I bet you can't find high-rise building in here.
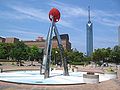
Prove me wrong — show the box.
[118,26,120,46]
[86,6,93,57]
[52,34,71,50]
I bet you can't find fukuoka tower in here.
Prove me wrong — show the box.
[86,6,93,57]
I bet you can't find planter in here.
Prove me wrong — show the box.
[83,74,99,84]
[104,72,117,79]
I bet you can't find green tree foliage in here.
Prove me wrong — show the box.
[83,56,91,65]
[51,48,60,65]
[92,48,111,63]
[0,43,7,59]
[28,46,42,65]
[51,48,85,65]
[9,41,29,66]
[30,46,40,60]
[0,43,14,59]
[0,41,120,65]
[0,42,43,66]
[92,46,120,64]
[109,46,120,64]
[67,50,84,65]
[11,42,28,60]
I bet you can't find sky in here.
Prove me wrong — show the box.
[0,0,120,53]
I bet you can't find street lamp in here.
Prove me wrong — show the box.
[55,51,58,66]
[113,55,117,64]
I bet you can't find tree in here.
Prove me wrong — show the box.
[83,56,91,65]
[92,48,112,66]
[28,46,41,66]
[110,46,120,64]
[0,43,7,59]
[51,48,60,65]
[5,43,14,60]
[0,43,14,59]
[9,41,28,66]
[65,49,84,65]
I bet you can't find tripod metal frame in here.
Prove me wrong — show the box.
[42,19,69,79]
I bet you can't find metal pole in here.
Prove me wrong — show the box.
[53,23,69,76]
[41,16,69,78]
[42,19,54,78]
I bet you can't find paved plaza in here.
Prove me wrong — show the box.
[0,65,120,90]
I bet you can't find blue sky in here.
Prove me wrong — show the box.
[0,0,120,53]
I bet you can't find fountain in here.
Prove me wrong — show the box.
[0,8,115,85]
[41,8,69,78]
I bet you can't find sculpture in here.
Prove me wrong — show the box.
[41,8,69,78]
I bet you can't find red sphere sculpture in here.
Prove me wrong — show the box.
[49,8,60,22]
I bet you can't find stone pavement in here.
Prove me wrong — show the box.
[0,65,120,90]
[0,79,120,90]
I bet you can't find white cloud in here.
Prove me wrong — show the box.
[94,17,120,27]
[49,1,120,27]
[48,1,88,18]
[0,11,33,20]
[7,5,49,22]
[8,28,45,37]
[94,40,117,49]
[48,1,87,31]
[4,4,79,31]
[93,9,120,17]
[1,1,120,33]
[93,10,120,27]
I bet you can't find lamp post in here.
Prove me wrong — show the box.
[113,55,117,64]
[54,51,58,66]
[55,51,58,66]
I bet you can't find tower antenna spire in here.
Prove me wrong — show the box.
[88,6,90,22]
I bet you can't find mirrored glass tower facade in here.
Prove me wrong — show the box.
[86,6,93,57]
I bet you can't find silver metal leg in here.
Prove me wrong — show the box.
[54,24,69,76]
[42,23,54,78]
[41,19,69,79]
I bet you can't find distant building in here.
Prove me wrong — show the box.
[118,26,120,46]
[5,37,19,43]
[52,34,71,50]
[86,6,93,57]
[24,34,71,50]
[0,34,71,50]
[23,38,45,49]
[0,37,19,43]
[0,37,5,43]
[36,36,44,42]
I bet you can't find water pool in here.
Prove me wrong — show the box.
[0,70,111,85]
